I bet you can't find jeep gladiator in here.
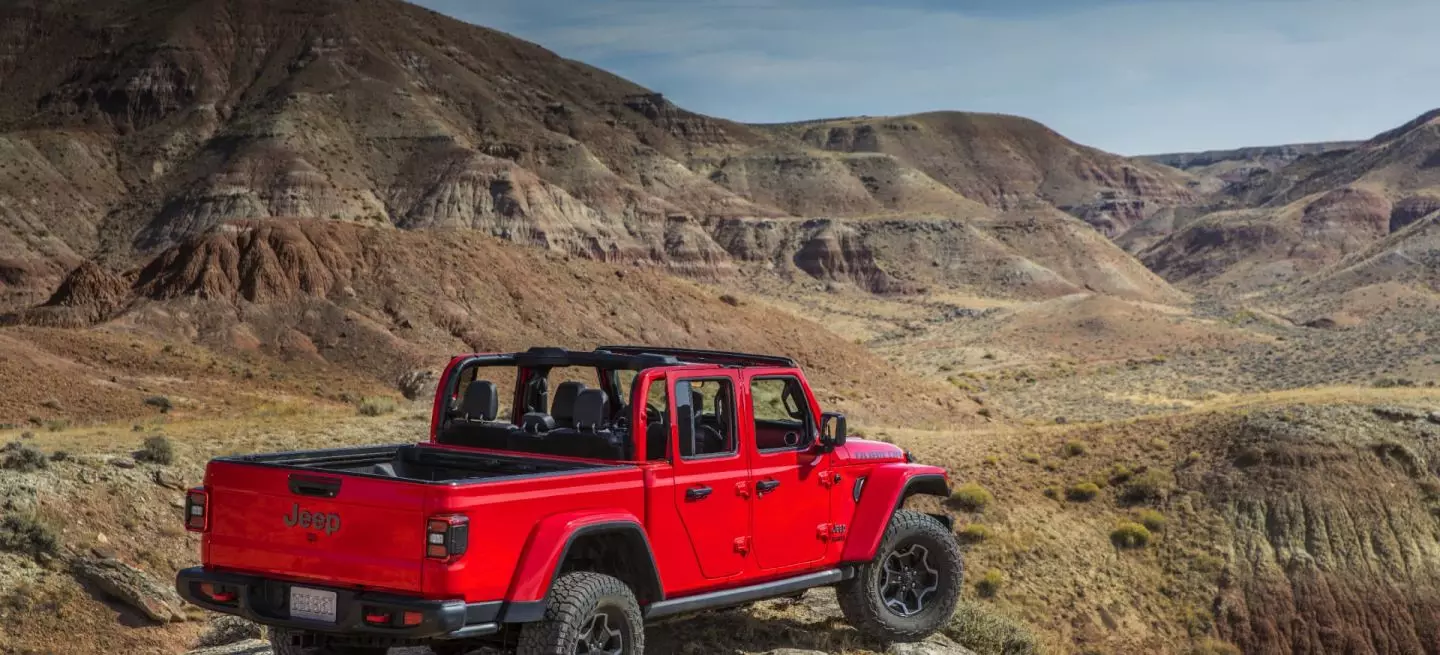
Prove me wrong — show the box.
[176,346,962,654]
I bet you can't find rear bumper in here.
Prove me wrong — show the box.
[175,567,500,640]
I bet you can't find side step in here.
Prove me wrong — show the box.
[644,568,852,620]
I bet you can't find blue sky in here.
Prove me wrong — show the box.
[415,0,1440,155]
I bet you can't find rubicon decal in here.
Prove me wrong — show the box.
[283,503,342,535]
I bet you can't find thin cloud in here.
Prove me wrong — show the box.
[417,0,1440,154]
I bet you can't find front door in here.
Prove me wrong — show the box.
[669,373,751,579]
[747,374,831,570]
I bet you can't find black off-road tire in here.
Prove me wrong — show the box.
[837,509,963,642]
[266,628,386,655]
[517,571,645,655]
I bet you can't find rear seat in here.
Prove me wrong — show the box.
[437,381,521,450]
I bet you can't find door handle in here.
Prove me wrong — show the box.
[686,485,713,501]
[756,479,780,495]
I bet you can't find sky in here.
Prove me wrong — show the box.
[415,0,1440,155]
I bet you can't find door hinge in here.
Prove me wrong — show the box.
[733,536,751,554]
[817,523,848,541]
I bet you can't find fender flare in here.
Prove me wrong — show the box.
[840,465,951,563]
[500,510,663,622]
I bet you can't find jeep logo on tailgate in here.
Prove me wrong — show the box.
[283,503,341,535]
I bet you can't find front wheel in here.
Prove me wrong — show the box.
[516,571,645,655]
[837,509,963,642]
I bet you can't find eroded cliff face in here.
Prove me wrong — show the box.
[1183,406,1440,655]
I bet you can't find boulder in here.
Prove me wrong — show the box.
[1429,411,1440,425]
[185,639,271,655]
[71,557,187,623]
[888,633,980,655]
[398,369,438,401]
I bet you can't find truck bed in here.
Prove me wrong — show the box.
[216,443,616,484]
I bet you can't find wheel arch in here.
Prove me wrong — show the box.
[841,466,952,563]
[502,511,663,623]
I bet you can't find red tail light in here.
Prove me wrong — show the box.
[185,488,209,532]
[425,514,469,560]
[198,582,236,604]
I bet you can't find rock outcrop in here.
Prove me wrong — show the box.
[71,556,189,623]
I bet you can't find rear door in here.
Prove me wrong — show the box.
[668,371,752,580]
[746,373,831,570]
[205,462,428,593]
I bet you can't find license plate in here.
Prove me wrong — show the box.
[289,586,338,623]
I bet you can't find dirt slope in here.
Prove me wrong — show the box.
[1137,109,1440,297]
[768,112,1199,236]
[0,0,1191,313]
[3,219,975,428]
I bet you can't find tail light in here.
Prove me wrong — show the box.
[425,514,469,560]
[185,488,209,532]
[198,582,237,604]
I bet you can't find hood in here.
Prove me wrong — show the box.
[834,438,907,464]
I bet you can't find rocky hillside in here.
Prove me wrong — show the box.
[768,113,1199,237]
[1,219,975,428]
[1130,109,1440,299]
[1140,141,1362,187]
[0,0,1197,314]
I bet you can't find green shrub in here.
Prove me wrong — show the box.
[1149,438,1170,451]
[1108,464,1134,484]
[1111,521,1151,548]
[136,435,175,465]
[44,419,68,433]
[944,601,1040,655]
[1135,509,1166,532]
[1063,440,1087,457]
[144,395,174,413]
[983,455,1000,467]
[1,442,48,472]
[357,396,399,417]
[1120,469,1174,504]
[974,568,1004,597]
[0,515,60,562]
[1019,452,1041,464]
[958,524,993,544]
[1183,451,1202,466]
[1066,482,1100,501]
[950,483,994,512]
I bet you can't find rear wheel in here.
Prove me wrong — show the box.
[517,571,644,655]
[837,509,962,642]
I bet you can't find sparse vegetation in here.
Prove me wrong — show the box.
[1063,440,1087,457]
[950,482,994,512]
[0,514,60,562]
[1188,638,1243,655]
[1134,508,1166,532]
[136,435,176,465]
[1066,482,1101,501]
[1108,464,1134,484]
[1,442,48,472]
[357,396,399,416]
[1020,452,1041,464]
[1110,521,1151,549]
[144,395,174,413]
[958,523,993,544]
[945,601,1040,655]
[975,568,1004,597]
[1119,469,1174,504]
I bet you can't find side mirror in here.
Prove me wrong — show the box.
[820,412,847,451]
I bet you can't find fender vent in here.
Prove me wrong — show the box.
[852,476,867,503]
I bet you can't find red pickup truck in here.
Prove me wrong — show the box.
[176,347,961,655]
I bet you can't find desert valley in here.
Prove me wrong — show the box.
[0,1,1438,654]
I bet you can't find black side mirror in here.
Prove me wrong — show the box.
[820,412,847,451]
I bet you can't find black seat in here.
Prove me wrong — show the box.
[552,381,586,428]
[573,389,609,431]
[439,381,517,450]
[553,389,624,459]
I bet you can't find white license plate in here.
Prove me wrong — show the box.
[289,586,338,623]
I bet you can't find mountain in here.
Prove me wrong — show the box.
[1133,110,1440,298]
[0,0,1196,314]
[1140,141,1362,187]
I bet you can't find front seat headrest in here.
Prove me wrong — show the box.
[462,381,499,421]
[552,381,586,425]
[573,389,609,431]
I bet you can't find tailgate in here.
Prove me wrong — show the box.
[205,461,430,593]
